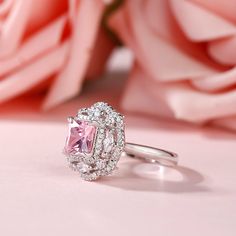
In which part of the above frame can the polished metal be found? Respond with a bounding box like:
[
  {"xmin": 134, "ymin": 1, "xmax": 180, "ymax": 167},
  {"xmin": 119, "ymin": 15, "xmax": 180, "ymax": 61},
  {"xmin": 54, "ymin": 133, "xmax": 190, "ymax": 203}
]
[{"xmin": 124, "ymin": 143, "xmax": 178, "ymax": 167}]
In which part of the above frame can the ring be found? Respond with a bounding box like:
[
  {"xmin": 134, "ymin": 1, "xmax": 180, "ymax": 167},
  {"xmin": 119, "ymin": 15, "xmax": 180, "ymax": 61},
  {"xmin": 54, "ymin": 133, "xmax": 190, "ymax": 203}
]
[{"xmin": 63, "ymin": 102, "xmax": 178, "ymax": 181}]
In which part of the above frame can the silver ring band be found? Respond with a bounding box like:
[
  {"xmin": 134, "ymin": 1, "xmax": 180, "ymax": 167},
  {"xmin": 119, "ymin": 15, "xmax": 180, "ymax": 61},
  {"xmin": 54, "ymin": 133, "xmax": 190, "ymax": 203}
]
[{"xmin": 124, "ymin": 143, "xmax": 178, "ymax": 167}]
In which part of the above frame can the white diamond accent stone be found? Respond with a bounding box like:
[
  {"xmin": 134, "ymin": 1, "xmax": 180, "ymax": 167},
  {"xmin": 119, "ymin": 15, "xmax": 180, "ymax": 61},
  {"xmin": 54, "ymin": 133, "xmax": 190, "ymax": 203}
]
[{"xmin": 103, "ymin": 130, "xmax": 114, "ymax": 154}]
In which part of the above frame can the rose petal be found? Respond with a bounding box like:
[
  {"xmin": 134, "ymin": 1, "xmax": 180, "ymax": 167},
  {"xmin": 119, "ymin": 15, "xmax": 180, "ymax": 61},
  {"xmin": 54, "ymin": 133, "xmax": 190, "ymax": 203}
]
[
  {"xmin": 212, "ymin": 116, "xmax": 236, "ymax": 131},
  {"xmin": 191, "ymin": 0, "xmax": 236, "ymax": 23},
  {"xmin": 0, "ymin": 41, "xmax": 68, "ymax": 104},
  {"xmin": 0, "ymin": 0, "xmax": 13, "ymax": 15},
  {"xmin": 170, "ymin": 0, "xmax": 236, "ymax": 42},
  {"xmin": 0, "ymin": 15, "xmax": 66, "ymax": 76},
  {"xmin": 122, "ymin": 65, "xmax": 236, "ymax": 123},
  {"xmin": 110, "ymin": 0, "xmax": 218, "ymax": 82},
  {"xmin": 208, "ymin": 35, "xmax": 236, "ymax": 65},
  {"xmin": 192, "ymin": 66, "xmax": 236, "ymax": 92},
  {"xmin": 43, "ymin": 0, "xmax": 105, "ymax": 110},
  {"xmin": 0, "ymin": 0, "xmax": 32, "ymax": 58},
  {"xmin": 121, "ymin": 65, "xmax": 174, "ymax": 119}
]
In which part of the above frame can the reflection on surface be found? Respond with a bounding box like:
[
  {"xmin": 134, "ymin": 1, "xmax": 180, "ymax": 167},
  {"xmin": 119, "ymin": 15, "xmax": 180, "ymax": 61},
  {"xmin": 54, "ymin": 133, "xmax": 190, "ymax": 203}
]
[{"xmin": 98, "ymin": 158, "xmax": 209, "ymax": 193}]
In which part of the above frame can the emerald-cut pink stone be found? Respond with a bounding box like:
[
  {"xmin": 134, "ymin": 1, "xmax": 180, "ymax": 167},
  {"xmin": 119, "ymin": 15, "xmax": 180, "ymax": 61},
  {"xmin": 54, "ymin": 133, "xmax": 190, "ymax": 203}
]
[{"xmin": 65, "ymin": 119, "xmax": 96, "ymax": 155}]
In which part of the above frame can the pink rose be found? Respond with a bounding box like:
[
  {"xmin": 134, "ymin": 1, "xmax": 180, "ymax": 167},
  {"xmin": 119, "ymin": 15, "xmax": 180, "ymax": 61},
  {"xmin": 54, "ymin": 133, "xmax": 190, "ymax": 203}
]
[
  {"xmin": 0, "ymin": 0, "xmax": 113, "ymax": 109},
  {"xmin": 110, "ymin": 0, "xmax": 236, "ymax": 131}
]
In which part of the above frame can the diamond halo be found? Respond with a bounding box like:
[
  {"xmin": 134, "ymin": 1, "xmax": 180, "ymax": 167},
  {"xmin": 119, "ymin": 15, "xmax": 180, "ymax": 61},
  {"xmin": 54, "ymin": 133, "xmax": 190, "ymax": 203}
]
[{"xmin": 64, "ymin": 102, "xmax": 125, "ymax": 181}]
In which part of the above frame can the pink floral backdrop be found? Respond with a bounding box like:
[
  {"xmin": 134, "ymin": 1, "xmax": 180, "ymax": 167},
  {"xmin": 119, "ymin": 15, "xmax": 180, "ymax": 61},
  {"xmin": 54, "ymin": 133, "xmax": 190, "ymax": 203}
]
[
  {"xmin": 0, "ymin": 0, "xmax": 114, "ymax": 109},
  {"xmin": 1, "ymin": 0, "xmax": 236, "ymax": 131}
]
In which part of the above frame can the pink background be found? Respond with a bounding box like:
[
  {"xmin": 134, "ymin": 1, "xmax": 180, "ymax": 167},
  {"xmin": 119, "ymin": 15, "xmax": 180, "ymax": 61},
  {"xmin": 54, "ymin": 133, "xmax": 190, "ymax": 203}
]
[{"xmin": 0, "ymin": 69, "xmax": 236, "ymax": 236}]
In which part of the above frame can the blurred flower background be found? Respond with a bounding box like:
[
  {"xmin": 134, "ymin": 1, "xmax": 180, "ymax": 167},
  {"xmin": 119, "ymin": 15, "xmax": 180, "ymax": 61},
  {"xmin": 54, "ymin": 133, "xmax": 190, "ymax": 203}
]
[
  {"xmin": 0, "ymin": 0, "xmax": 114, "ymax": 109},
  {"xmin": 1, "ymin": 0, "xmax": 236, "ymax": 131}
]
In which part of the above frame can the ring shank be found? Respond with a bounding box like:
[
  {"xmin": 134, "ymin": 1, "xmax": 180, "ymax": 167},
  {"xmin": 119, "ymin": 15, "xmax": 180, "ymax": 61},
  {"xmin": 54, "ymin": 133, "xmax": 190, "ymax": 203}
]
[{"xmin": 124, "ymin": 143, "xmax": 178, "ymax": 167}]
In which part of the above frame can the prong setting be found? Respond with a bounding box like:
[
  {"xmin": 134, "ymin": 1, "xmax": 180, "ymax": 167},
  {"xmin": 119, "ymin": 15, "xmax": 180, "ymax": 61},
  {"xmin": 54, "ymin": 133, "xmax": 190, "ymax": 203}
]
[{"xmin": 67, "ymin": 116, "xmax": 74, "ymax": 123}]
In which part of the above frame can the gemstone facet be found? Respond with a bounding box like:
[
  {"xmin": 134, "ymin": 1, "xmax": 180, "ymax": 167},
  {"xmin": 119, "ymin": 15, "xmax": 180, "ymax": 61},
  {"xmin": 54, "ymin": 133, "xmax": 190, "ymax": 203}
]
[{"xmin": 65, "ymin": 119, "xmax": 96, "ymax": 155}]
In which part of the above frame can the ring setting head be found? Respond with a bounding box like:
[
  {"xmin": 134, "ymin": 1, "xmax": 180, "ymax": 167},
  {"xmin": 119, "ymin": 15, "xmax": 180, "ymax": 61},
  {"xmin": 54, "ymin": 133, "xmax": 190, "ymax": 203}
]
[{"xmin": 64, "ymin": 102, "xmax": 125, "ymax": 181}]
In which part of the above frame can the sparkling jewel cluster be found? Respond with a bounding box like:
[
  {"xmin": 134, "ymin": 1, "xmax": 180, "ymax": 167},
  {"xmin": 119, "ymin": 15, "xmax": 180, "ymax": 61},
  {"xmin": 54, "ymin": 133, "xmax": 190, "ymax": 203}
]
[{"xmin": 64, "ymin": 102, "xmax": 125, "ymax": 181}]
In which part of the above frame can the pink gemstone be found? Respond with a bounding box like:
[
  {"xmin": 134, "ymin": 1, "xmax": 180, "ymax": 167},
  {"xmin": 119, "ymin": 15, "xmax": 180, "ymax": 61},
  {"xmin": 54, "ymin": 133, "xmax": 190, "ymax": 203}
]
[{"xmin": 65, "ymin": 119, "xmax": 96, "ymax": 155}]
